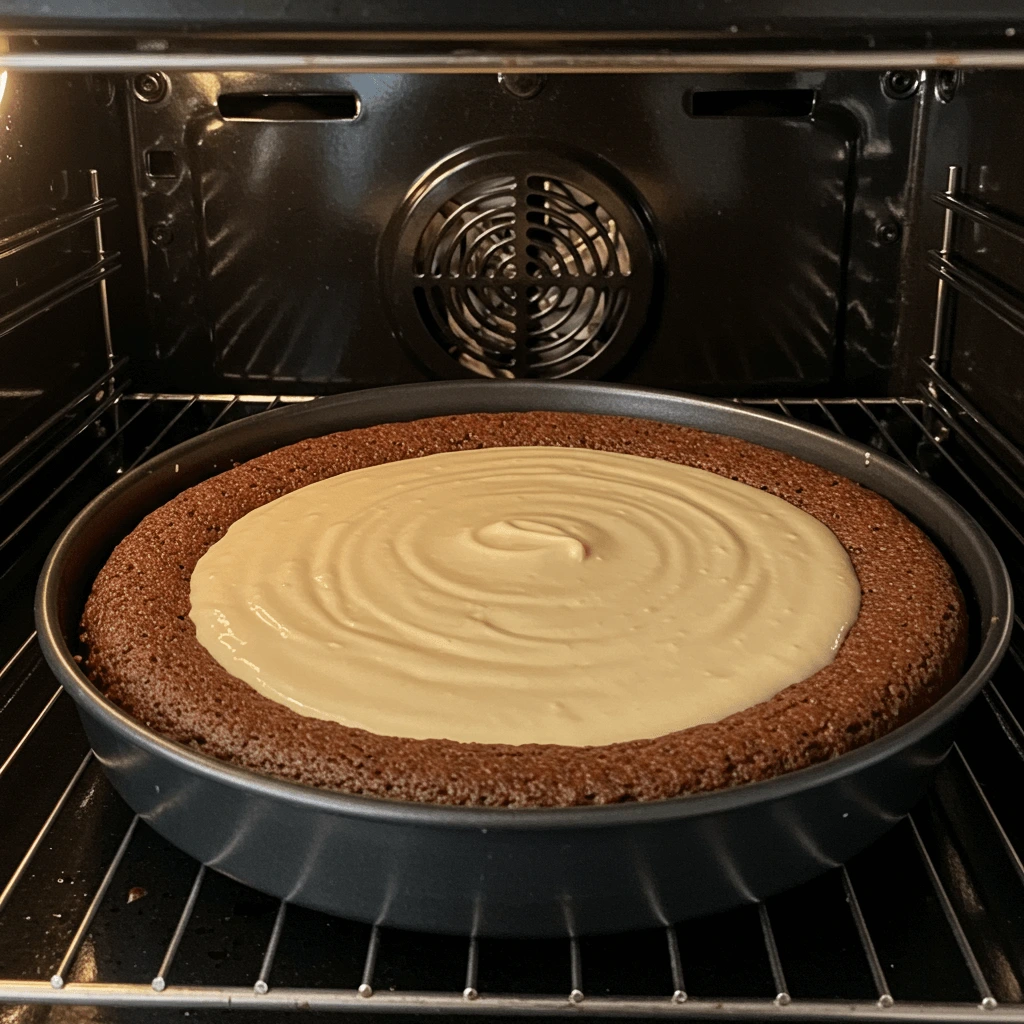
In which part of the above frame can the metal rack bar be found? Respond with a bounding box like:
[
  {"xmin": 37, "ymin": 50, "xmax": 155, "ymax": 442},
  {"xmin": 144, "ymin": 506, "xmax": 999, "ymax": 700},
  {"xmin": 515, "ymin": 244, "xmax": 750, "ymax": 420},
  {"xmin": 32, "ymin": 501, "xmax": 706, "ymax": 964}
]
[
  {"xmin": 0, "ymin": 630, "xmax": 37, "ymax": 690},
  {"xmin": 895, "ymin": 399, "xmax": 1024, "ymax": 550},
  {"xmin": 852, "ymin": 399, "xmax": 915, "ymax": 470},
  {"xmin": 0, "ymin": 253, "xmax": 121, "ymax": 340},
  {"xmin": 758, "ymin": 903, "xmax": 791, "ymax": 1007},
  {"xmin": 841, "ymin": 867, "xmax": 894, "ymax": 1009},
  {"xmin": 253, "ymin": 901, "xmax": 288, "ymax": 995},
  {"xmin": 0, "ymin": 752, "xmax": 93, "ymax": 916},
  {"xmin": 52, "ymin": 816, "xmax": 141, "ymax": 990},
  {"xmin": 6, "ymin": 50, "xmax": 1024, "ymax": 74},
  {"xmin": 569, "ymin": 936, "xmax": 584, "ymax": 1004},
  {"xmin": 744, "ymin": 398, "xmax": 924, "ymax": 406},
  {"xmin": 813, "ymin": 398, "xmax": 845, "ymax": 435},
  {"xmin": 930, "ymin": 167, "xmax": 962, "ymax": 371},
  {"xmin": 206, "ymin": 396, "xmax": 241, "ymax": 432},
  {"xmin": 982, "ymin": 687, "xmax": 1024, "ymax": 763},
  {"xmin": 0, "ymin": 197, "xmax": 117, "ymax": 263},
  {"xmin": 0, "ymin": 377, "xmax": 130, "ymax": 509},
  {"xmin": 358, "ymin": 925, "xmax": 381, "ymax": 997},
  {"xmin": 0, "ymin": 396, "xmax": 154, "ymax": 557},
  {"xmin": 126, "ymin": 396, "xmax": 198, "ymax": 472},
  {"xmin": 773, "ymin": 398, "xmax": 795, "ymax": 418},
  {"xmin": 0, "ymin": 685, "xmax": 62, "ymax": 783},
  {"xmin": 931, "ymin": 193, "xmax": 1024, "ymax": 248},
  {"xmin": 907, "ymin": 816, "xmax": 996, "ymax": 1010},
  {"xmin": 463, "ymin": 937, "xmax": 480, "ymax": 1001},
  {"xmin": 665, "ymin": 926, "xmax": 686, "ymax": 1004},
  {"xmin": 920, "ymin": 361, "xmax": 1024, "ymax": 477},
  {"xmin": 152, "ymin": 864, "xmax": 206, "ymax": 992},
  {"xmin": 920, "ymin": 387, "xmax": 1024, "ymax": 510},
  {"xmin": 0, "ymin": 359, "xmax": 126, "ymax": 476},
  {"xmin": 927, "ymin": 250, "xmax": 1024, "ymax": 341},
  {"xmin": 952, "ymin": 745, "xmax": 1024, "ymax": 887}
]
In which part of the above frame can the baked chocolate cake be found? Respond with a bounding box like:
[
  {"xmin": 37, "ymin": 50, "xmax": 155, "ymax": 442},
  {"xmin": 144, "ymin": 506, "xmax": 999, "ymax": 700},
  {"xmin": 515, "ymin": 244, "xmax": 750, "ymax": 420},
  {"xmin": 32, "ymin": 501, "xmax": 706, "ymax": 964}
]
[{"xmin": 80, "ymin": 412, "xmax": 967, "ymax": 807}]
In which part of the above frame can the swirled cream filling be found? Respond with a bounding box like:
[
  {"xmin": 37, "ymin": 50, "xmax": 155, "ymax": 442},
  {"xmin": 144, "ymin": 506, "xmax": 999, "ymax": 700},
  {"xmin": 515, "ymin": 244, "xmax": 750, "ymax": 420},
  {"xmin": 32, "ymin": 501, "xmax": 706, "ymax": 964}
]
[{"xmin": 189, "ymin": 446, "xmax": 860, "ymax": 746}]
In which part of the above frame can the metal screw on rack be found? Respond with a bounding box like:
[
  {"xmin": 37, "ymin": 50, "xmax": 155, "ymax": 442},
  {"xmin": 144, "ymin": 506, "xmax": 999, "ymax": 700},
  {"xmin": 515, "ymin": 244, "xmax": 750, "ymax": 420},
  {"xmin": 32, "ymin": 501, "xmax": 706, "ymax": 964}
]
[
  {"xmin": 876, "ymin": 221, "xmax": 902, "ymax": 245},
  {"xmin": 498, "ymin": 73, "xmax": 546, "ymax": 99},
  {"xmin": 881, "ymin": 70, "xmax": 921, "ymax": 100},
  {"xmin": 133, "ymin": 72, "xmax": 169, "ymax": 104},
  {"xmin": 935, "ymin": 70, "xmax": 961, "ymax": 104},
  {"xmin": 148, "ymin": 222, "xmax": 174, "ymax": 247}
]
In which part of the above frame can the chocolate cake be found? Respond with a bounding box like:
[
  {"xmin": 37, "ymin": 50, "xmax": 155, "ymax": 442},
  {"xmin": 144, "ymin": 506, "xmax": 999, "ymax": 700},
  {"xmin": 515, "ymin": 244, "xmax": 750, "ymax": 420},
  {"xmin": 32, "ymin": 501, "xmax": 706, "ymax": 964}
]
[{"xmin": 80, "ymin": 411, "xmax": 968, "ymax": 807}]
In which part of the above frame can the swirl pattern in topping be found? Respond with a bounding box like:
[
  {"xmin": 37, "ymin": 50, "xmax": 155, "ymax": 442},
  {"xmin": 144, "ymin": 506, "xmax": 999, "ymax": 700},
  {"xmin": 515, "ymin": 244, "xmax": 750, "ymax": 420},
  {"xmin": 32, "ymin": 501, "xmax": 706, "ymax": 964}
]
[{"xmin": 189, "ymin": 446, "xmax": 861, "ymax": 746}]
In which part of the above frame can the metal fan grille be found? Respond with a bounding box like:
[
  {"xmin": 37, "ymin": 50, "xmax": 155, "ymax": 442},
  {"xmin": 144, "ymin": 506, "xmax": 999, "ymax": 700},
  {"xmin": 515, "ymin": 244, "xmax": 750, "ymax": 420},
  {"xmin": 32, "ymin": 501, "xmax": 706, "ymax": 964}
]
[{"xmin": 410, "ymin": 174, "xmax": 637, "ymax": 378}]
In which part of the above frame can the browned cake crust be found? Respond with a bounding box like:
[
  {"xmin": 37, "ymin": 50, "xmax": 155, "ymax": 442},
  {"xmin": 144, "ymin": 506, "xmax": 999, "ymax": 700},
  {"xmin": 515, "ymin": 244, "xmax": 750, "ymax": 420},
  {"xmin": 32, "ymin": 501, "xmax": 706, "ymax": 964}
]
[{"xmin": 80, "ymin": 412, "xmax": 968, "ymax": 807}]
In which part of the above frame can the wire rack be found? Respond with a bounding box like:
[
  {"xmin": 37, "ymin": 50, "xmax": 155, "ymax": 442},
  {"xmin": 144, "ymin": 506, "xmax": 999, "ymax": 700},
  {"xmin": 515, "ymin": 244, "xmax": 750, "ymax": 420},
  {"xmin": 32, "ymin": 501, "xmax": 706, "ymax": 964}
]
[{"xmin": 1, "ymin": 369, "xmax": 1024, "ymax": 1021}]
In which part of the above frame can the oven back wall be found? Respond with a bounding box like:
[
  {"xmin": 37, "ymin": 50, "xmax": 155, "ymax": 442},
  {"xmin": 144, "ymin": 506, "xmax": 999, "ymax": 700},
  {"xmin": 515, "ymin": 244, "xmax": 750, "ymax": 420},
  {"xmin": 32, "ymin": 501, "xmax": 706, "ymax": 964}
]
[{"xmin": 128, "ymin": 71, "xmax": 913, "ymax": 396}]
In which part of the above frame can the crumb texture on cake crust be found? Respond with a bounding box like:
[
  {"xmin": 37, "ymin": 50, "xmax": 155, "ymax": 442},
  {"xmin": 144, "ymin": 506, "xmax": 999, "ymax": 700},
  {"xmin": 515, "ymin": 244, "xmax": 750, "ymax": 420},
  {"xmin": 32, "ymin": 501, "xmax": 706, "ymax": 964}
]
[{"xmin": 80, "ymin": 412, "xmax": 968, "ymax": 808}]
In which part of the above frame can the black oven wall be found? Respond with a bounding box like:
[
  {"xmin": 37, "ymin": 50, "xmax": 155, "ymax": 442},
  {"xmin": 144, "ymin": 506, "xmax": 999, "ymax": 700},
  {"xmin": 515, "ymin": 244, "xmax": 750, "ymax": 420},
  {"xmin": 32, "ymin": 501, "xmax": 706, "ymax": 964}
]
[
  {"xmin": 2, "ymin": 69, "xmax": 1021, "ymax": 431},
  {"xmin": 121, "ymin": 70, "xmax": 918, "ymax": 397}
]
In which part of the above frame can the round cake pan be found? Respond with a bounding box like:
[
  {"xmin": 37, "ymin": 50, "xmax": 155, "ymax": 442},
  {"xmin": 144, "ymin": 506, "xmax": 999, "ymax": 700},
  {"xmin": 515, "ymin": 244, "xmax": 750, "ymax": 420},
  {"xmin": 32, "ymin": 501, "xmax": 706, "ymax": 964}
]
[{"xmin": 36, "ymin": 382, "xmax": 1012, "ymax": 937}]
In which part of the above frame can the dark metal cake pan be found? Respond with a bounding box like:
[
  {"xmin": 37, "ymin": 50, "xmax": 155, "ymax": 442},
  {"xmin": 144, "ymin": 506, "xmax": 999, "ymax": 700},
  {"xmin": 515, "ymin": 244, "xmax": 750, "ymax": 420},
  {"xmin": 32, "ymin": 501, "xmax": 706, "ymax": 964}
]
[{"xmin": 36, "ymin": 381, "xmax": 1013, "ymax": 936}]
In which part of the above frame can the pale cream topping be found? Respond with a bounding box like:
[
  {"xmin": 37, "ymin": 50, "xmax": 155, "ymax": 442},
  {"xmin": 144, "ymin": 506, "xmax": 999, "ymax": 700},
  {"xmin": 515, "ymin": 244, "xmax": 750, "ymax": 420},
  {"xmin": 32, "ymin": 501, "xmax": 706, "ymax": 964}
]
[{"xmin": 189, "ymin": 446, "xmax": 860, "ymax": 746}]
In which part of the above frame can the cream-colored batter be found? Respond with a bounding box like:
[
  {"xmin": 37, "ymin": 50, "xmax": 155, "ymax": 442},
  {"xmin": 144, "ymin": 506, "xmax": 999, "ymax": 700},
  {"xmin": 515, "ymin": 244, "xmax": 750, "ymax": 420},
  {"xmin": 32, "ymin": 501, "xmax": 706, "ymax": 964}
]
[{"xmin": 189, "ymin": 446, "xmax": 861, "ymax": 747}]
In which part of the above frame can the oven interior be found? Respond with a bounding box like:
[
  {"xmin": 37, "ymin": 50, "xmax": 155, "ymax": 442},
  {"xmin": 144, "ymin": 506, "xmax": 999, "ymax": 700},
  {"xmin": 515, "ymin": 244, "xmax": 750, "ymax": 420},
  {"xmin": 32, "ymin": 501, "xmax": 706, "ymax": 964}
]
[{"xmin": 1, "ymin": 24, "xmax": 1024, "ymax": 1023}]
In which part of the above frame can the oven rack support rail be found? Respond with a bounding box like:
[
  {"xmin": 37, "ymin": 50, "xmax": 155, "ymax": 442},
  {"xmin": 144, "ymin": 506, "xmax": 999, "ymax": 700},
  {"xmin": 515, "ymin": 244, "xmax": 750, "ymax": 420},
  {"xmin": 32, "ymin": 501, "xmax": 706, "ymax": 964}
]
[
  {"xmin": 0, "ymin": 172, "xmax": 119, "ymax": 347},
  {"xmin": 1, "ymin": 377, "xmax": 1024, "ymax": 1019}
]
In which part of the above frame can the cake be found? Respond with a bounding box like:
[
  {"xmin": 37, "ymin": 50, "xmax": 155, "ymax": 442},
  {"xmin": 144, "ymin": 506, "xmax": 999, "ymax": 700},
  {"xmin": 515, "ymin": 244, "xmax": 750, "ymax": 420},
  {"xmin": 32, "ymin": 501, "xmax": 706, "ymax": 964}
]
[{"xmin": 80, "ymin": 411, "xmax": 968, "ymax": 807}]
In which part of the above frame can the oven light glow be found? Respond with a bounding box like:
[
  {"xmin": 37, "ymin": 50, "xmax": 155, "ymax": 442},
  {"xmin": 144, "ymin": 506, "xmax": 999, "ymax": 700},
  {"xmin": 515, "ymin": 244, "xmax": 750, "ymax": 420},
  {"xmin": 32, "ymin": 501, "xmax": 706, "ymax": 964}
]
[{"xmin": 0, "ymin": 71, "xmax": 7, "ymax": 109}]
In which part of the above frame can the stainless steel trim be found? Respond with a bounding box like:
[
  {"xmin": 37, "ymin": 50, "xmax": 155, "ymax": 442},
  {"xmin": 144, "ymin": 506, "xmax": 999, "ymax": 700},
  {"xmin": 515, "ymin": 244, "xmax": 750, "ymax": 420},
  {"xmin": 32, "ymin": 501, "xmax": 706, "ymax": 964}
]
[
  {"xmin": 2, "ymin": 985, "xmax": 1024, "ymax": 1018},
  {"xmin": 2, "ymin": 50, "xmax": 1024, "ymax": 74}
]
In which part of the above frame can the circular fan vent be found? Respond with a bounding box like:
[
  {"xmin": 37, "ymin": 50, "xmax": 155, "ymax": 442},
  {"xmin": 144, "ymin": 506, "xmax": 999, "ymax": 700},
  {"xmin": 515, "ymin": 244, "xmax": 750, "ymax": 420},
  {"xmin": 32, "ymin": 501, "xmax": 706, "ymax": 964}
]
[{"xmin": 384, "ymin": 145, "xmax": 655, "ymax": 379}]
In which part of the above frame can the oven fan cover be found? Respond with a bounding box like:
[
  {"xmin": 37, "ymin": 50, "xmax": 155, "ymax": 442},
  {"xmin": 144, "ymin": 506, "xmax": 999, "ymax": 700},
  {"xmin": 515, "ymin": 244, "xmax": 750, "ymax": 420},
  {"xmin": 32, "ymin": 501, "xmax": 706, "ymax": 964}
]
[{"xmin": 383, "ymin": 143, "xmax": 656, "ymax": 380}]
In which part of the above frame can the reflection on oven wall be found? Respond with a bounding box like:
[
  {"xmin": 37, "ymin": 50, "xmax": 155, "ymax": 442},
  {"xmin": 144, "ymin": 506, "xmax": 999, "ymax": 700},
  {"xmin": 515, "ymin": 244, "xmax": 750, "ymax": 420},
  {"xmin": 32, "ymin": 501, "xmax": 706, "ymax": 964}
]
[{"xmin": 126, "ymin": 71, "xmax": 913, "ymax": 397}]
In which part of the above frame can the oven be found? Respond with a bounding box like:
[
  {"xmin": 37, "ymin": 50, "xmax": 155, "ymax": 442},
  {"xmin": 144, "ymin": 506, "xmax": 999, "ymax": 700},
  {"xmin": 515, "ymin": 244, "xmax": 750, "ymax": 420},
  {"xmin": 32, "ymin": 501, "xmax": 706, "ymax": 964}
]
[{"xmin": 1, "ymin": 4, "xmax": 1023, "ymax": 1020}]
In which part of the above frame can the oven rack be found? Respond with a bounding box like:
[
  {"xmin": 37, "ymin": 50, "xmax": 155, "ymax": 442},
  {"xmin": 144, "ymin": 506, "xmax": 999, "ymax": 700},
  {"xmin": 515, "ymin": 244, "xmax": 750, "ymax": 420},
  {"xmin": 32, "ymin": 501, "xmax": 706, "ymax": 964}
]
[{"xmin": 1, "ymin": 375, "xmax": 1023, "ymax": 1020}]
